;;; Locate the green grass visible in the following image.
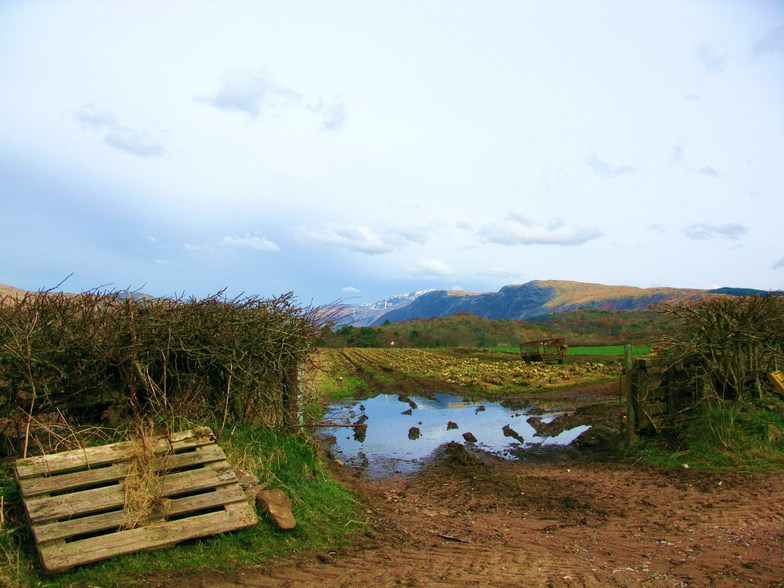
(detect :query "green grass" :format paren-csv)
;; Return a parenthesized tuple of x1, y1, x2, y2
(567, 345, 651, 356)
(630, 398, 784, 472)
(489, 345, 652, 356)
(322, 374, 369, 399)
(0, 425, 364, 587)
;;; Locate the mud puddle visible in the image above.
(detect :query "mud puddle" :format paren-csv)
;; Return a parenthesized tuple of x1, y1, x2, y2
(321, 392, 589, 477)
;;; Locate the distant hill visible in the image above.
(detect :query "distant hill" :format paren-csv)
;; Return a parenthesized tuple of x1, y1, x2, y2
(367, 280, 716, 325)
(0, 283, 153, 302)
(327, 308, 669, 348)
(707, 287, 774, 297)
(0, 284, 28, 299)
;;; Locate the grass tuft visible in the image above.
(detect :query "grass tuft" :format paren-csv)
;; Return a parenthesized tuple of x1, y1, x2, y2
(631, 397, 784, 472)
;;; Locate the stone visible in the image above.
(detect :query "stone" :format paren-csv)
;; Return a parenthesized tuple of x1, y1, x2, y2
(462, 432, 477, 443)
(408, 426, 421, 440)
(256, 488, 296, 530)
(352, 423, 367, 442)
(502, 424, 524, 443)
(446, 421, 459, 430)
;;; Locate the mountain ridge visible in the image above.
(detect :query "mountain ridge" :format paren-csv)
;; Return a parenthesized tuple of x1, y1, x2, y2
(356, 280, 776, 326)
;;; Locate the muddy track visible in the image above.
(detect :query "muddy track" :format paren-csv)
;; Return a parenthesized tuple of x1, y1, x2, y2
(148, 357, 783, 587)
(150, 445, 784, 588)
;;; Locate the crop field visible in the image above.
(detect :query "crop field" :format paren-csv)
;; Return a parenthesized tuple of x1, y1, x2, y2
(336, 348, 619, 396)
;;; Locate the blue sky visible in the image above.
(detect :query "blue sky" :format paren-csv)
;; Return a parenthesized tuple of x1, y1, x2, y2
(1, 0, 782, 306)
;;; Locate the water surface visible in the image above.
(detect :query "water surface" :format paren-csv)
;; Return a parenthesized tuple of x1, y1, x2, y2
(323, 392, 589, 477)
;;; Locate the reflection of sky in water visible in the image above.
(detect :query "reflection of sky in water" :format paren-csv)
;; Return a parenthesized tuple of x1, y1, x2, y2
(323, 393, 589, 478)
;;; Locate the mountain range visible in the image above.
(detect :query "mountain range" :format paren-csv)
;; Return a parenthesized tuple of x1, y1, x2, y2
(343, 280, 775, 326)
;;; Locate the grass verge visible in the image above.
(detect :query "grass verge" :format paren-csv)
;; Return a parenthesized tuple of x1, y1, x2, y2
(0, 424, 364, 587)
(629, 397, 784, 472)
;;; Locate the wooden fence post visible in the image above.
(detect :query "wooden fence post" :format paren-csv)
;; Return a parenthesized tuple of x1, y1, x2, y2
(624, 344, 636, 446)
(281, 358, 300, 432)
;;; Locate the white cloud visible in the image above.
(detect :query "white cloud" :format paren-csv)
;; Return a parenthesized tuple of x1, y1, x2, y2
(342, 286, 361, 294)
(220, 234, 281, 252)
(669, 142, 684, 164)
(103, 128, 165, 158)
(697, 165, 720, 177)
(694, 41, 729, 72)
(154, 259, 167, 265)
(309, 97, 347, 132)
(74, 104, 117, 130)
(773, 258, 784, 270)
(752, 25, 784, 60)
(477, 214, 602, 246)
(482, 267, 521, 279)
(298, 224, 393, 254)
(684, 223, 747, 240)
(73, 104, 165, 158)
(393, 224, 433, 245)
(586, 154, 636, 178)
(184, 243, 209, 252)
(298, 223, 430, 254)
(410, 258, 453, 278)
(198, 69, 302, 117)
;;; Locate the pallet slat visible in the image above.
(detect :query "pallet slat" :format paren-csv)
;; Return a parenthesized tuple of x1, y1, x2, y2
(33, 486, 248, 543)
(25, 458, 239, 524)
(18, 444, 227, 498)
(14, 428, 216, 479)
(14, 428, 258, 573)
(41, 503, 258, 572)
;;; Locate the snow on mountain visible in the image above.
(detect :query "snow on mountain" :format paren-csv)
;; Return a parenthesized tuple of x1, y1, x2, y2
(340, 290, 435, 326)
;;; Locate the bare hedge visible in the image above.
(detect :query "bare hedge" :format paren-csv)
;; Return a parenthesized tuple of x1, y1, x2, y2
(0, 290, 324, 430)
(655, 293, 784, 402)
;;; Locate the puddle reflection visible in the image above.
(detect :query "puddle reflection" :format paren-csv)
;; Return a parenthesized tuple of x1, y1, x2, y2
(322, 392, 589, 478)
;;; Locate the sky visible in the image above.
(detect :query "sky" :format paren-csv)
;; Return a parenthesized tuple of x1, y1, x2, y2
(1, 0, 782, 307)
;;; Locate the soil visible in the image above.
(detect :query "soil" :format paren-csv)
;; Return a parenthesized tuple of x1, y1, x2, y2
(147, 382, 784, 588)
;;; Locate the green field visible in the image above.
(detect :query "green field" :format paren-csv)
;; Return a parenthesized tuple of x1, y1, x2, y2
(568, 345, 651, 356)
(490, 344, 651, 356)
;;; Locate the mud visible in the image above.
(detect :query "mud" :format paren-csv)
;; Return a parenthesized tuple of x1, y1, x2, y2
(146, 381, 784, 587)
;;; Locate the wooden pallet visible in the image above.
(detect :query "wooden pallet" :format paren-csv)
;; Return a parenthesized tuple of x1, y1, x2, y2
(14, 427, 258, 573)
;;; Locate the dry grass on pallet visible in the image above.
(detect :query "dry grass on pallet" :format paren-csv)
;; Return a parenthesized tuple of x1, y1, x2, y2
(121, 427, 171, 530)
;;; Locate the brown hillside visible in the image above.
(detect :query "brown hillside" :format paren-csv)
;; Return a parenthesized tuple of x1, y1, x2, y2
(0, 284, 28, 299)
(535, 280, 708, 310)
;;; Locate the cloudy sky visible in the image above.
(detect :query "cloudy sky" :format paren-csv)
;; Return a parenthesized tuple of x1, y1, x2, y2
(1, 0, 782, 306)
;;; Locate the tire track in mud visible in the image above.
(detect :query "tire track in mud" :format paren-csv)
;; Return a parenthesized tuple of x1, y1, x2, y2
(155, 452, 784, 588)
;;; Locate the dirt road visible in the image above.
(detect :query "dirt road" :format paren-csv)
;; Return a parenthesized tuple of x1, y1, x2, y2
(153, 443, 784, 587)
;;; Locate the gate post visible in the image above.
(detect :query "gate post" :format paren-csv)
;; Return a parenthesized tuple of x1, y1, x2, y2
(624, 344, 636, 446)
(282, 358, 300, 431)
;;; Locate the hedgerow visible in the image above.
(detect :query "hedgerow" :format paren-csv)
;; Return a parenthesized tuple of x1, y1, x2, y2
(0, 289, 325, 444)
